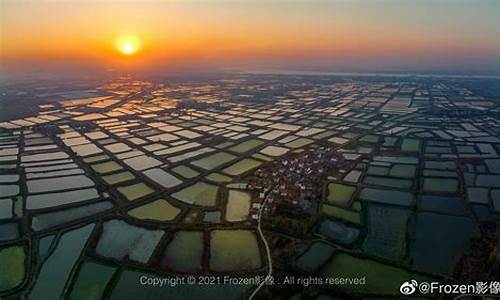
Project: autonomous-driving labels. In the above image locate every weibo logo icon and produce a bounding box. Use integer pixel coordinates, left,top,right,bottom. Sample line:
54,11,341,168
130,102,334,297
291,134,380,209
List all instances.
400,279,418,295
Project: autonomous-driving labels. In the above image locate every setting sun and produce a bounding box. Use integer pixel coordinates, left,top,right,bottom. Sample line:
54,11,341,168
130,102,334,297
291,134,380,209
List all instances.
116,35,141,56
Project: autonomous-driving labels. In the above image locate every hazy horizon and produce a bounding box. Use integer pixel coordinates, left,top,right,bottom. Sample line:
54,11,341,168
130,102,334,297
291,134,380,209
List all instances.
2,0,500,76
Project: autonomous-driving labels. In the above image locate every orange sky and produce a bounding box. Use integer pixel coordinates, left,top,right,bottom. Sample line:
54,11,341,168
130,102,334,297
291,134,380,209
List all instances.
2,0,500,72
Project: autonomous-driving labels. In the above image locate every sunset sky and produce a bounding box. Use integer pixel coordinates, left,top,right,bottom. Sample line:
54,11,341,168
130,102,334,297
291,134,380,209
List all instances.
2,0,500,74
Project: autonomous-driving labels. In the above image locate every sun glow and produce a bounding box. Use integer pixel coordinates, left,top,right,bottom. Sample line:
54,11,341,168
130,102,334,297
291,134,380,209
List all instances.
116,35,141,56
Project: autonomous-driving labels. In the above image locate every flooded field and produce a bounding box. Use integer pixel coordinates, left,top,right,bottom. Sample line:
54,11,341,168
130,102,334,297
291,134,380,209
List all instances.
31,201,113,231
321,253,434,295
27,175,95,194
171,182,218,206
326,183,356,206
26,188,99,210
225,190,251,222
259,145,289,157
102,171,135,185
117,183,155,201
29,224,95,299
161,231,204,272
128,199,181,221
143,168,182,188
0,245,26,291
410,212,478,274
191,152,236,170
296,242,335,272
96,220,163,263
172,165,200,178
91,161,122,174
229,139,264,153
68,261,116,300
222,159,262,176
209,230,261,271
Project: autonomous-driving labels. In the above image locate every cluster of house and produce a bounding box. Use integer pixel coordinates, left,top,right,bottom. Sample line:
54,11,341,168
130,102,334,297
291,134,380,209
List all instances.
247,145,347,222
